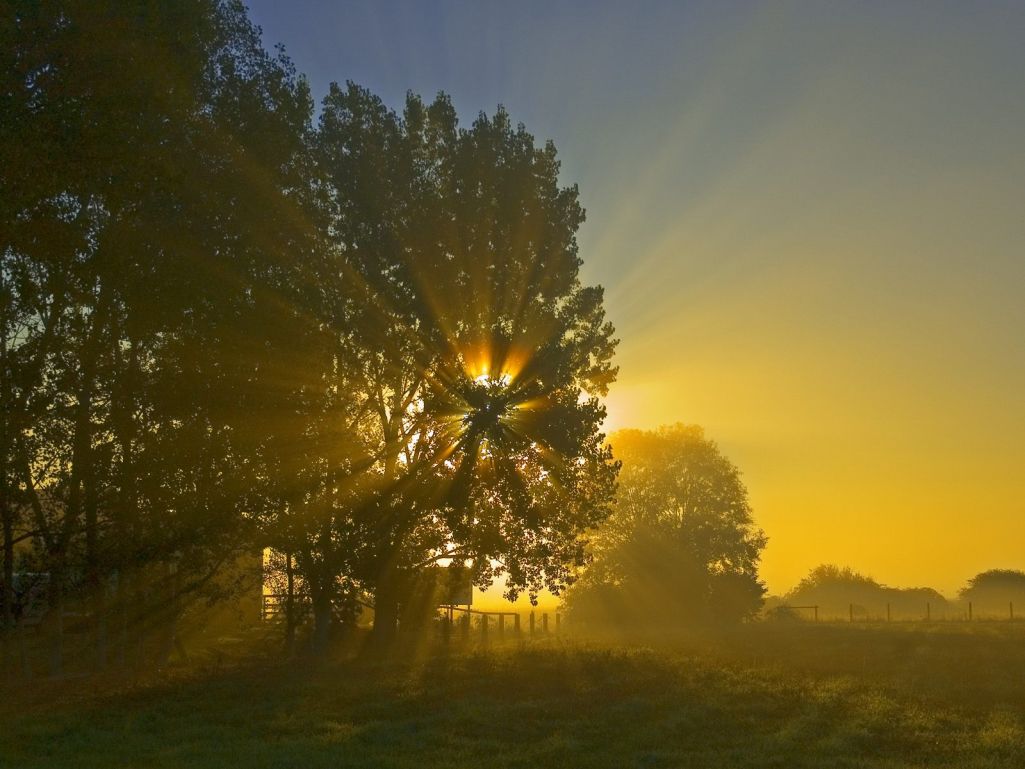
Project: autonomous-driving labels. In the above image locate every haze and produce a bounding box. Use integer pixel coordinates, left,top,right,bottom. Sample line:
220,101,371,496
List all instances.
247,0,1025,596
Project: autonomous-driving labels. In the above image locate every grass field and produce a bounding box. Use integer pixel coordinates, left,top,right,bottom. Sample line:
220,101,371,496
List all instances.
3,622,1025,768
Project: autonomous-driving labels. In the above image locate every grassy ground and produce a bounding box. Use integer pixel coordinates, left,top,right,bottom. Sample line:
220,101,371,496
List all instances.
2,622,1025,768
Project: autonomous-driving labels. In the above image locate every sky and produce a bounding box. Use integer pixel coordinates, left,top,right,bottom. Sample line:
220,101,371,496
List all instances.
246,1,1025,597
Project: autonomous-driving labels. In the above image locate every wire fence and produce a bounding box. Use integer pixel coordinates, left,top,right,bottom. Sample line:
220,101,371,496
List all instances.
775,600,1021,623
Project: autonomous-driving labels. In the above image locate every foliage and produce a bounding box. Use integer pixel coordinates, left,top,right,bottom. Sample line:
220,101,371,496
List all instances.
960,569,1025,597
960,569,1025,616
1,0,618,662
785,565,949,620
1,0,327,666
273,83,620,644
566,424,766,627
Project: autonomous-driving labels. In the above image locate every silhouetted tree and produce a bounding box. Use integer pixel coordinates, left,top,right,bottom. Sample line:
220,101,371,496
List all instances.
785,565,948,620
311,85,619,644
2,0,620,664
960,570,1025,617
1,0,325,671
566,425,766,628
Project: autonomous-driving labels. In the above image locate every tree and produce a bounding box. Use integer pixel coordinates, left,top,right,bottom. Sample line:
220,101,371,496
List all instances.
784,565,948,620
960,569,1025,617
3,0,619,662
1,0,327,671
565,424,766,628
304,85,620,644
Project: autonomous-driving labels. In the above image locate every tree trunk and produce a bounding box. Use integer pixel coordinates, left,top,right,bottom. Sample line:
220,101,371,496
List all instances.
48,559,64,677
310,583,332,656
84,465,107,671
115,570,129,669
0,269,13,661
1,499,13,632
370,560,401,647
112,336,138,669
157,560,183,668
284,552,296,656
1,504,12,683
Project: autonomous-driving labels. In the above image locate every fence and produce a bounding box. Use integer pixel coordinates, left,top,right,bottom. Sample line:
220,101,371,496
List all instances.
260,593,563,641
437,606,562,642
261,593,310,622
777,601,1021,623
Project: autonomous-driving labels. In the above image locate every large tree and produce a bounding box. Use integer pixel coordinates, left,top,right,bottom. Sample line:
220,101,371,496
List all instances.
566,424,767,628
307,84,620,643
1,0,327,671
2,0,620,662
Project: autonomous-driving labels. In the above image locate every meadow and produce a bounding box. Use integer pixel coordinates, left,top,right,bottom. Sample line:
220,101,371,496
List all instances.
3,621,1024,769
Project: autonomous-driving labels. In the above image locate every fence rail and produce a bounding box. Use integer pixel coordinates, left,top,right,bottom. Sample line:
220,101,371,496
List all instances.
776,600,1021,623
260,594,562,640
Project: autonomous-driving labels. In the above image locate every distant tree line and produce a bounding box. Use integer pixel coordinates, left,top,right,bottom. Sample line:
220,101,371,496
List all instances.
1,0,618,672
768,565,1025,620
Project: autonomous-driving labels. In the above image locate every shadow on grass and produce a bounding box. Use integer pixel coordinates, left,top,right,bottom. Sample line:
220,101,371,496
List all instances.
2,626,1025,769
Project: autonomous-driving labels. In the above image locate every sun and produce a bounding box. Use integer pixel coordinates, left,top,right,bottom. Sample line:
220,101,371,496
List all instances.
474,370,512,386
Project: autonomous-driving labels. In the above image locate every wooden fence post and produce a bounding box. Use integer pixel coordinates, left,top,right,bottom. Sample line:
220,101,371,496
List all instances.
529,611,535,637
542,613,549,633
514,613,521,635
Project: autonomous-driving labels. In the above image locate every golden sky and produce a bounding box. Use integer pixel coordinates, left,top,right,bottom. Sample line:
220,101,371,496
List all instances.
252,1,1025,597
583,8,1025,596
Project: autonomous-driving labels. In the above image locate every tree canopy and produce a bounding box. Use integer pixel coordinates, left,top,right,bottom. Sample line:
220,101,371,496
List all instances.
2,0,331,666
1,0,619,663
782,565,948,620
279,84,619,644
565,424,766,628
959,570,1025,617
